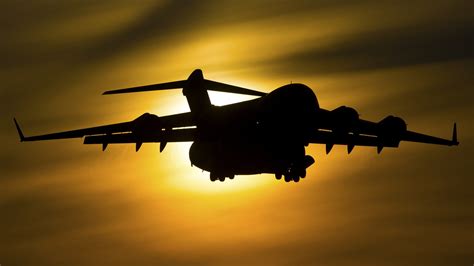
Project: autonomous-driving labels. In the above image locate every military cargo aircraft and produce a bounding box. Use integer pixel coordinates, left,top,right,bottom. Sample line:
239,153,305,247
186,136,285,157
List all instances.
14,69,458,182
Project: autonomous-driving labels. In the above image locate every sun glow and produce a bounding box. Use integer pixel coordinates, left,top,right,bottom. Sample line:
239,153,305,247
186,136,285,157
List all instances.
209,90,260,106
153,136,273,195
134,89,272,194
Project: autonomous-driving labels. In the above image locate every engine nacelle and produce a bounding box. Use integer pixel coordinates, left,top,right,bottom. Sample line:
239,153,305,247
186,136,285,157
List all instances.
330,106,359,132
189,141,216,172
132,113,162,138
378,115,406,144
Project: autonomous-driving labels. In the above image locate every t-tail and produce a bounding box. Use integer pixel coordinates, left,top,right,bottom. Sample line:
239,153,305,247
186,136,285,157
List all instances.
102,69,266,117
182,69,212,116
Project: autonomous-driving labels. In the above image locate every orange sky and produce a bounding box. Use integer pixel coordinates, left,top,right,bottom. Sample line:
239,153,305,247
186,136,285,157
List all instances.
1,1,473,265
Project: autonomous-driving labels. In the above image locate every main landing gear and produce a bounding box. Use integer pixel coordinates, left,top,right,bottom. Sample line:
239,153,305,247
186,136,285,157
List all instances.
275,155,315,183
210,173,235,182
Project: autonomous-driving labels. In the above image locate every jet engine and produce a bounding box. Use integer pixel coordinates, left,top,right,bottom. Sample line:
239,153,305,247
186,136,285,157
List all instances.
132,113,162,138
330,106,359,133
377,115,407,145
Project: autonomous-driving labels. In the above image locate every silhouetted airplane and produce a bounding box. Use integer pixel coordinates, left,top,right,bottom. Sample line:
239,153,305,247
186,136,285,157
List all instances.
14,69,459,182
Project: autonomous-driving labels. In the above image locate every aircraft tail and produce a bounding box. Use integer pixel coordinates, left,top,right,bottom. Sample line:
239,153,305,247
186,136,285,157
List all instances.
103,69,266,116
183,69,212,115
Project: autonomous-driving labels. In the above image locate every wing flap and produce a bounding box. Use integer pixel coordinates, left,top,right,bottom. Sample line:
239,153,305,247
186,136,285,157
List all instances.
83,128,195,144
308,130,398,148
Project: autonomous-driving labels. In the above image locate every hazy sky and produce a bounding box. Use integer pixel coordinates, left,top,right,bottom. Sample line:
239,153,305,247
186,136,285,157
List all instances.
1,1,473,265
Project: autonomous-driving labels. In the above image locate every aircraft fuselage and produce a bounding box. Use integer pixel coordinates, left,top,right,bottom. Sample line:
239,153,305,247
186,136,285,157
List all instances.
190,83,318,178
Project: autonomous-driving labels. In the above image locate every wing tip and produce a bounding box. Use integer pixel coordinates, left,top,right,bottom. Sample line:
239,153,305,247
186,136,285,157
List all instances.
452,122,459,146
13,118,25,142
102,90,116,95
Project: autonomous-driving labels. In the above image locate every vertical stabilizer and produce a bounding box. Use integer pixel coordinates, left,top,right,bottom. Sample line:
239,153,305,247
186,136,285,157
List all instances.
183,69,212,116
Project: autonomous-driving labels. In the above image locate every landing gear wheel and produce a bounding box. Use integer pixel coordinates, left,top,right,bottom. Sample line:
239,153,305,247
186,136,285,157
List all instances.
210,173,217,182
300,169,306,178
218,176,225,182
275,173,282,180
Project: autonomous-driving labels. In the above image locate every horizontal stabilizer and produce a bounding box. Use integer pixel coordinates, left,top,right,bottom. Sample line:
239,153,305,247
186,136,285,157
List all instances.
103,80,187,95
103,69,266,97
204,79,266,96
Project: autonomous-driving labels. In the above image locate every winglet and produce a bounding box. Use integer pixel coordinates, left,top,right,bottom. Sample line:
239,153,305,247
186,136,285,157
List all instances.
452,123,459,146
13,118,25,142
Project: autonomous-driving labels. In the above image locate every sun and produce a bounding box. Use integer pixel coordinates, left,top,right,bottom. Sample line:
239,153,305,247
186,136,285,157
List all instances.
157,142,273,195
208,91,259,106
143,90,271,194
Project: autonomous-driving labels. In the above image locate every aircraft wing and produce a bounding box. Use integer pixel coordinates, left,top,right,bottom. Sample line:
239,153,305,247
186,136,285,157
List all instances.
310,122,458,154
13,112,195,150
14,119,133,141
401,128,457,146
355,118,458,146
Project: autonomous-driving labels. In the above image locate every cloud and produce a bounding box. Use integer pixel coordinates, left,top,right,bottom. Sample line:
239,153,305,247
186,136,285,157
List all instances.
257,21,472,76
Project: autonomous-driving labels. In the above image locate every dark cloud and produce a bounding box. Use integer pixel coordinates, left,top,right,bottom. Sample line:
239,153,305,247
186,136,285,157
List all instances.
261,22,473,76
360,60,473,119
